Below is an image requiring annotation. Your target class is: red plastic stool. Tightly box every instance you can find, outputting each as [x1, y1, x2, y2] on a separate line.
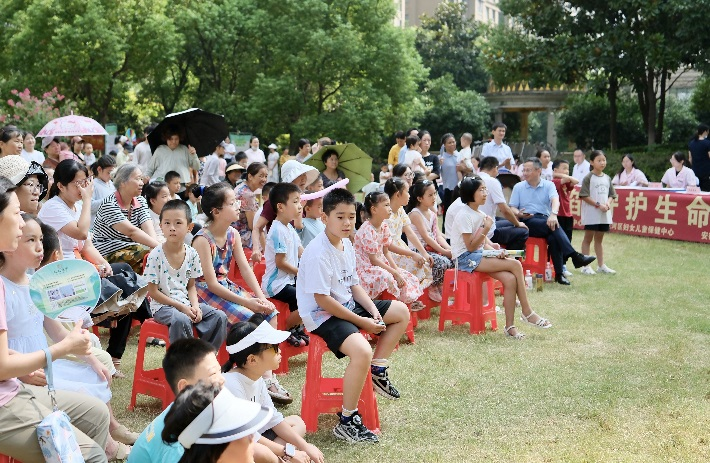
[301, 333, 380, 433]
[521, 237, 550, 276]
[377, 292, 415, 344]
[0, 455, 21, 462]
[439, 269, 497, 334]
[129, 320, 175, 410]
[415, 292, 437, 321]
[253, 262, 307, 374]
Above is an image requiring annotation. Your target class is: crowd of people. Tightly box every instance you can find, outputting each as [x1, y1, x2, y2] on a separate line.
[0, 118, 708, 463]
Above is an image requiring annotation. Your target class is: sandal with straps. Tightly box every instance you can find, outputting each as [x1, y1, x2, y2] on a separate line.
[504, 325, 525, 340]
[520, 311, 553, 329]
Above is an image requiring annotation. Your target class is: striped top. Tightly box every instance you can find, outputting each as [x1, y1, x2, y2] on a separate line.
[92, 193, 152, 256]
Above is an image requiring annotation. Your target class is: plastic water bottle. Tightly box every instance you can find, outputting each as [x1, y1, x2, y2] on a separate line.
[525, 270, 533, 290]
[544, 262, 553, 282]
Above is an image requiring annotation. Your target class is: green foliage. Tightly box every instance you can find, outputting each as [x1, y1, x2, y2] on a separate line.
[689, 76, 710, 124]
[662, 98, 697, 145]
[415, 2, 489, 93]
[417, 75, 491, 144]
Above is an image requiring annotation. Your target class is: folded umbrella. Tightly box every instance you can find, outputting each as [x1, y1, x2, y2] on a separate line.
[306, 143, 373, 194]
[148, 108, 229, 158]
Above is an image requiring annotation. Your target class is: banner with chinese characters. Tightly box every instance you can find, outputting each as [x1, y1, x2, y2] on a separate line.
[570, 187, 710, 243]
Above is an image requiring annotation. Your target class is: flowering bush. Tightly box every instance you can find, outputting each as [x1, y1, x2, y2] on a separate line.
[1, 88, 76, 134]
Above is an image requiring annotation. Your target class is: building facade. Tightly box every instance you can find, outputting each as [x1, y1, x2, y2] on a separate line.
[395, 0, 503, 27]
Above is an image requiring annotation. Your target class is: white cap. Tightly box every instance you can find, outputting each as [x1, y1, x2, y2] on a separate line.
[281, 160, 319, 185]
[226, 321, 290, 354]
[268, 143, 278, 150]
[178, 388, 273, 449]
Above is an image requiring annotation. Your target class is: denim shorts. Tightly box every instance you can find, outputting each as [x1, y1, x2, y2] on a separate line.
[456, 250, 483, 272]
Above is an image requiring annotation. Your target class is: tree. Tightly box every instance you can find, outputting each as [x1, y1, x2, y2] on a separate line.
[493, 0, 710, 147]
[415, 2, 489, 93]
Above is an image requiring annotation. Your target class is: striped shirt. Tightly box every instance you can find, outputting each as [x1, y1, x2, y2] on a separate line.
[92, 193, 152, 256]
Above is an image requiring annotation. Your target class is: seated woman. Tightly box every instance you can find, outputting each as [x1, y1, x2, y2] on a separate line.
[0, 177, 110, 463]
[92, 162, 159, 273]
[661, 152, 698, 189]
[162, 381, 272, 463]
[2, 213, 133, 460]
[319, 149, 346, 188]
[448, 177, 552, 339]
[0, 155, 48, 215]
[612, 154, 649, 187]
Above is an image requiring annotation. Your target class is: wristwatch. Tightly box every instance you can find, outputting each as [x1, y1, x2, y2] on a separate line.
[283, 443, 296, 460]
[595, 201, 601, 208]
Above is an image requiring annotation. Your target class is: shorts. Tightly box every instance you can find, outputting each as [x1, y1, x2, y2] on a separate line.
[584, 224, 610, 232]
[271, 284, 298, 312]
[261, 429, 277, 441]
[456, 250, 483, 272]
[311, 300, 392, 359]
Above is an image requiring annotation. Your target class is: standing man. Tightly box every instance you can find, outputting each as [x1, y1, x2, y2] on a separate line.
[688, 123, 710, 191]
[388, 131, 405, 171]
[571, 149, 590, 182]
[481, 122, 514, 170]
[134, 124, 155, 173]
[478, 156, 529, 250]
[509, 158, 595, 285]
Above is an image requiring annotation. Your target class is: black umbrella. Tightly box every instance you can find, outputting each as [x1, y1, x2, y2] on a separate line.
[148, 108, 229, 158]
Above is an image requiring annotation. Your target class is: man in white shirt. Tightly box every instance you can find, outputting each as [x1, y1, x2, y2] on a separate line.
[572, 149, 590, 182]
[224, 136, 237, 163]
[478, 156, 529, 250]
[133, 125, 155, 172]
[481, 122, 513, 169]
[201, 142, 226, 186]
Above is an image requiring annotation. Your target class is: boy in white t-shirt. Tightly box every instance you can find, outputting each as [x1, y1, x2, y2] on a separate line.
[144, 200, 227, 349]
[222, 315, 325, 463]
[262, 183, 307, 347]
[296, 188, 409, 443]
[403, 134, 426, 173]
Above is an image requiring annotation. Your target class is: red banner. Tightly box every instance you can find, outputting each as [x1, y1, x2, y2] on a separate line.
[570, 187, 710, 244]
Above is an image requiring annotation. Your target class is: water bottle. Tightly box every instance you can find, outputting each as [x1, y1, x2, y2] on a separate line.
[525, 270, 533, 290]
[544, 262, 553, 282]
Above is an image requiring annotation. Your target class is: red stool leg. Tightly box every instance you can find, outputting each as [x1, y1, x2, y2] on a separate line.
[129, 320, 175, 411]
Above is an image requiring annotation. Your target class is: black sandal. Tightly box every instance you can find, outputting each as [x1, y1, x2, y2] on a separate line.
[146, 337, 166, 347]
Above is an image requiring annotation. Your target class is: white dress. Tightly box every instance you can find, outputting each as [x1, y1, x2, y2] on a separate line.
[2, 277, 111, 403]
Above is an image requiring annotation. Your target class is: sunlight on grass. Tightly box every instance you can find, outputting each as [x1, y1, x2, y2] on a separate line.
[107, 233, 710, 462]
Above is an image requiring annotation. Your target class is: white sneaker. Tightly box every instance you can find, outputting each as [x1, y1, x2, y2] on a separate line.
[563, 270, 573, 278]
[580, 266, 596, 275]
[597, 265, 616, 274]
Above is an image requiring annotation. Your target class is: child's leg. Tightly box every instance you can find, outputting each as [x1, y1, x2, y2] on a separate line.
[194, 304, 228, 351]
[581, 229, 594, 256]
[272, 284, 302, 328]
[374, 301, 409, 359]
[152, 306, 194, 344]
[339, 333, 374, 411]
[253, 441, 279, 463]
[593, 231, 605, 266]
[271, 416, 307, 445]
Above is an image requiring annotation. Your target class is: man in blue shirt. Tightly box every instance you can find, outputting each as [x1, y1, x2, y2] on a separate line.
[509, 158, 595, 285]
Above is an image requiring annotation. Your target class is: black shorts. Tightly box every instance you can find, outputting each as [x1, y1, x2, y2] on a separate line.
[311, 300, 392, 359]
[584, 224, 610, 232]
[261, 428, 278, 441]
[271, 284, 298, 313]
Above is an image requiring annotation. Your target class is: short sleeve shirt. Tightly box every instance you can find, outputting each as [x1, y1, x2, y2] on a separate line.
[0, 279, 21, 406]
[144, 244, 203, 315]
[127, 405, 183, 463]
[481, 141, 513, 166]
[579, 173, 616, 226]
[509, 179, 559, 216]
[38, 196, 85, 259]
[223, 371, 284, 433]
[92, 193, 152, 256]
[449, 206, 486, 259]
[552, 178, 576, 217]
[296, 233, 359, 332]
[262, 221, 300, 297]
[422, 154, 440, 179]
[234, 183, 259, 247]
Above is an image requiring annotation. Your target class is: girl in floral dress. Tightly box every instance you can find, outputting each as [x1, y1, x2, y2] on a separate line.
[354, 191, 424, 310]
[384, 178, 433, 290]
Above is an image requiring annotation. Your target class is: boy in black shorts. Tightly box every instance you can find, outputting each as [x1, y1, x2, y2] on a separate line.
[296, 188, 409, 443]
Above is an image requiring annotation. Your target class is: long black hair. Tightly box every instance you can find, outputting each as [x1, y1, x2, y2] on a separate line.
[405, 179, 435, 214]
[49, 160, 89, 199]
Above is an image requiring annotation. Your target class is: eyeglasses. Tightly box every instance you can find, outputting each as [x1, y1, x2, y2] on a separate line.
[72, 176, 93, 188]
[22, 181, 46, 195]
[215, 200, 241, 211]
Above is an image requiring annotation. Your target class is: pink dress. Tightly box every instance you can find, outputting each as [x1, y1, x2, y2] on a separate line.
[354, 221, 423, 304]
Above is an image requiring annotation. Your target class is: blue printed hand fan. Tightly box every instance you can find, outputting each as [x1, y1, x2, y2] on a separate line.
[29, 260, 101, 321]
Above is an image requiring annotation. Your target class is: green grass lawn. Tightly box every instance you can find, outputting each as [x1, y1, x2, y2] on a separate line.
[107, 233, 710, 462]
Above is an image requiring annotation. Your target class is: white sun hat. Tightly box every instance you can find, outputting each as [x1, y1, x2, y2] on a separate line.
[178, 388, 273, 449]
[226, 321, 290, 354]
[280, 160, 319, 185]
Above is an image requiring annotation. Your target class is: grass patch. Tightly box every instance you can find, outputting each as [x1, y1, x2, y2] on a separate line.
[106, 233, 710, 462]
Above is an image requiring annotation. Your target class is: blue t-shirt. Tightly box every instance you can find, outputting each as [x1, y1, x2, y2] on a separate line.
[509, 179, 559, 216]
[128, 405, 184, 463]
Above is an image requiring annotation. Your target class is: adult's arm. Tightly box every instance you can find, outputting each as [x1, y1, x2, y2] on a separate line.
[112, 219, 160, 248]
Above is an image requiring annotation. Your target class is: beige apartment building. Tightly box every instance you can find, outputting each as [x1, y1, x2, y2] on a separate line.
[394, 0, 503, 27]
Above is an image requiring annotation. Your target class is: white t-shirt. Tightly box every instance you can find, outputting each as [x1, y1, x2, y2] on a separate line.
[572, 160, 590, 182]
[245, 148, 266, 166]
[479, 171, 507, 238]
[223, 371, 283, 433]
[444, 198, 466, 240]
[133, 141, 153, 171]
[262, 220, 300, 297]
[201, 154, 222, 186]
[448, 205, 486, 259]
[403, 149, 424, 172]
[143, 243, 203, 315]
[458, 146, 473, 170]
[296, 232, 359, 332]
[21, 149, 45, 165]
[541, 165, 553, 181]
[38, 196, 85, 259]
[579, 173, 615, 226]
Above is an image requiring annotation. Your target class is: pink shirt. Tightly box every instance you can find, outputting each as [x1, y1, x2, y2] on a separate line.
[612, 168, 648, 186]
[0, 278, 21, 406]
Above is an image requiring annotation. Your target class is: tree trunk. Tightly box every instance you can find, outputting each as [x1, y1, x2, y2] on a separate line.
[655, 70, 667, 144]
[608, 76, 619, 150]
[645, 69, 656, 146]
